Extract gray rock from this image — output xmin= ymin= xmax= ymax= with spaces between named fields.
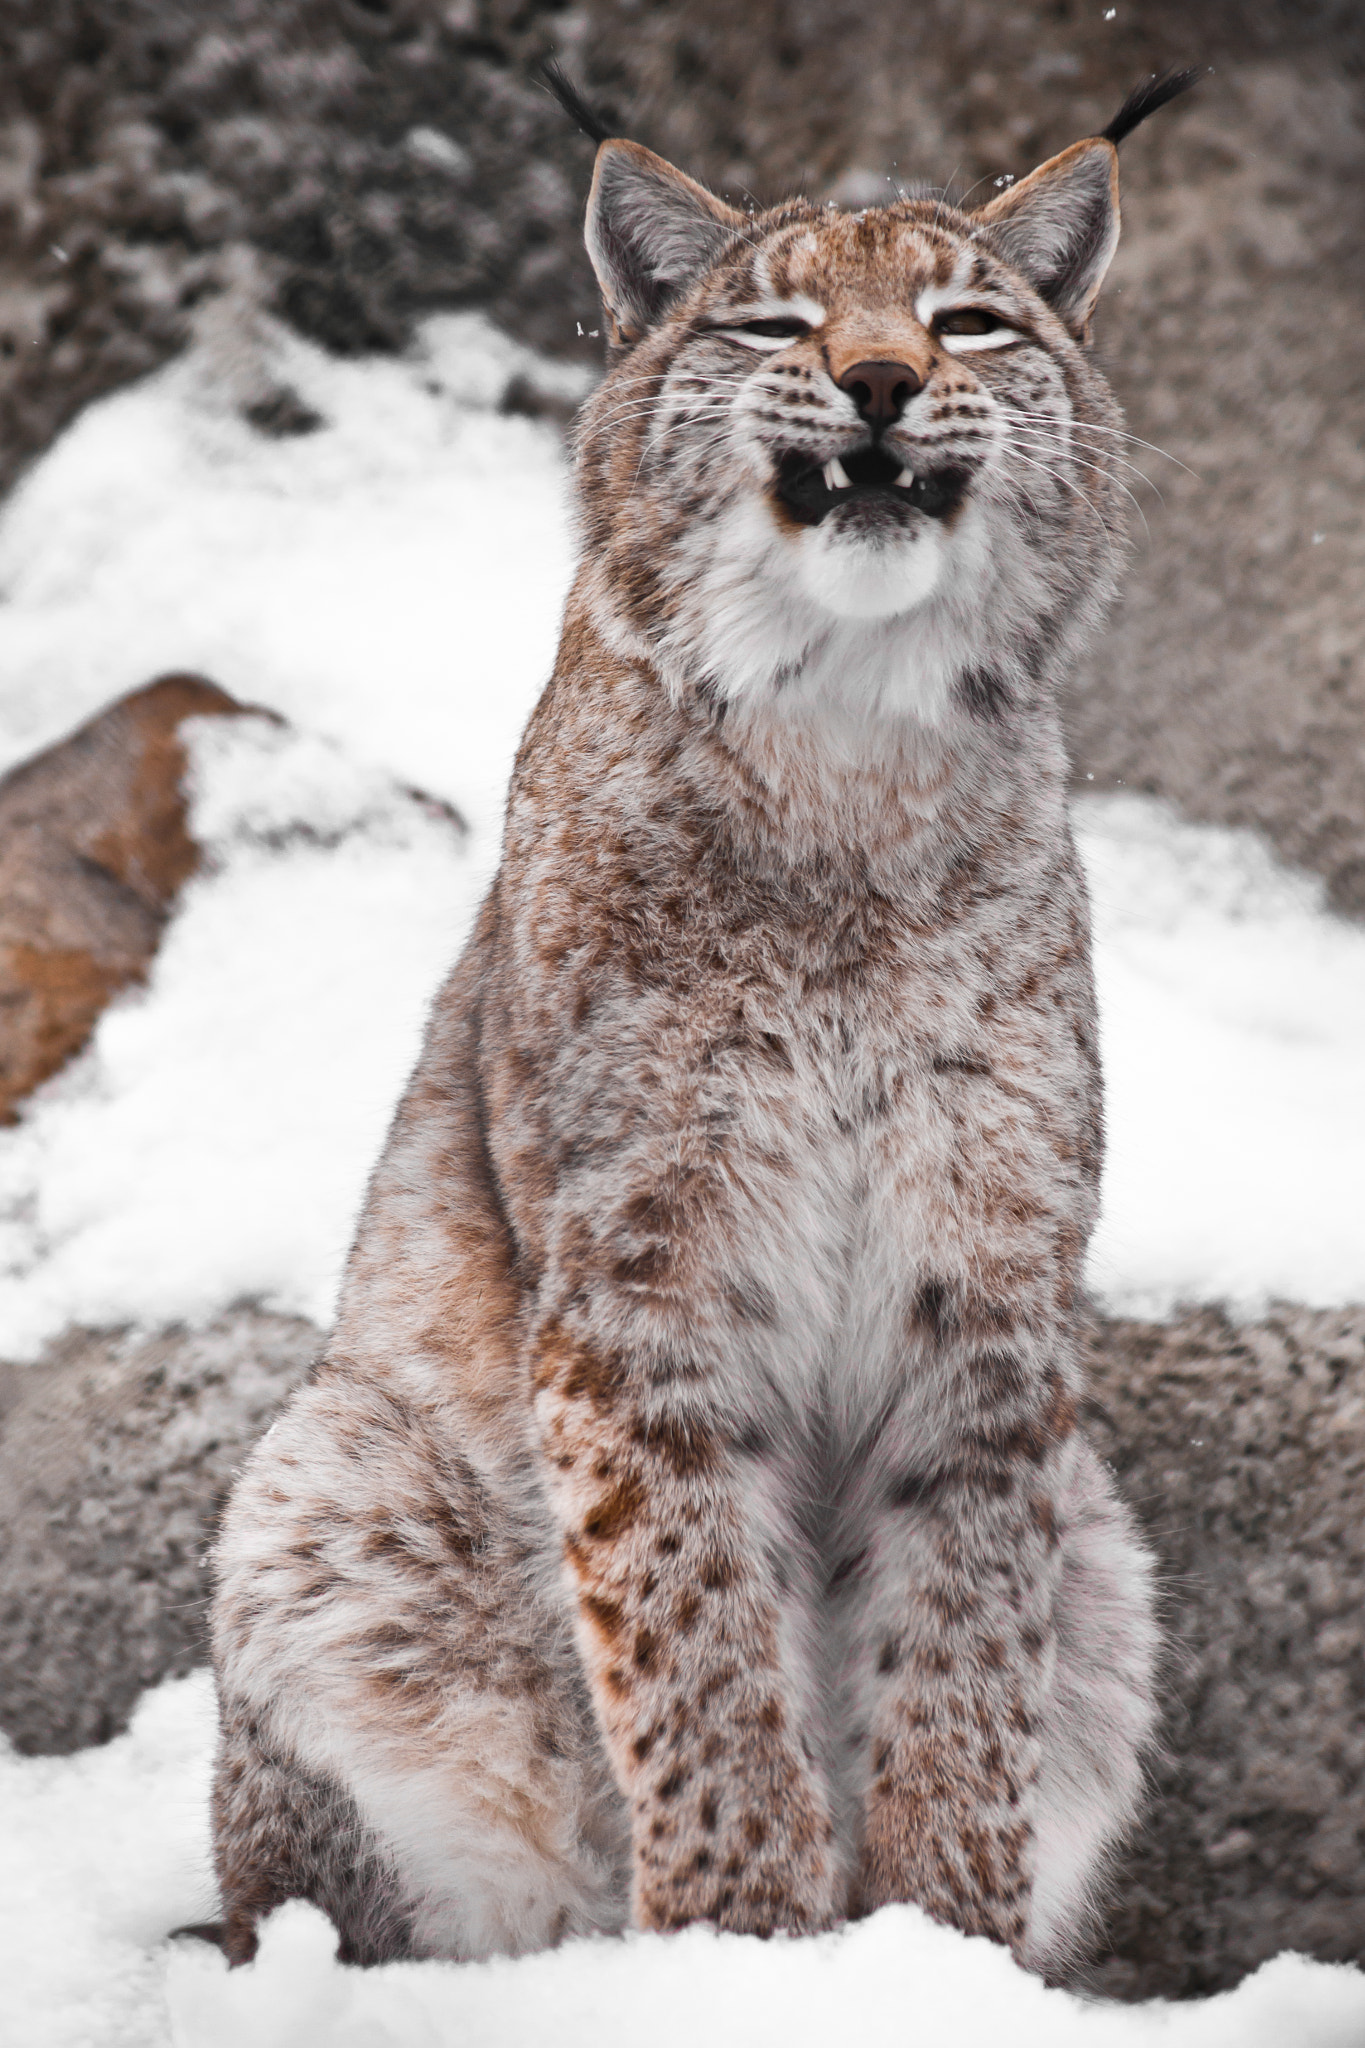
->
xmin=1 ymin=1298 xmax=1362 ymax=1997
xmin=0 ymin=1310 xmax=317 ymax=1754
xmin=1082 ymin=1302 xmax=1365 ymax=1996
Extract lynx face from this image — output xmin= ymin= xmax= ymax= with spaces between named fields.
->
xmin=576 ymin=143 xmax=1127 ymax=725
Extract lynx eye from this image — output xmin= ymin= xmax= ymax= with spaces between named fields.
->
xmin=713 ymin=315 xmax=813 ymax=352
xmin=935 ymin=308 xmax=1021 ymax=355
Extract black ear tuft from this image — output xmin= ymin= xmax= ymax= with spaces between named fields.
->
xmin=539 ymin=59 xmax=613 ymax=147
xmin=1101 ymin=66 xmax=1205 ymax=147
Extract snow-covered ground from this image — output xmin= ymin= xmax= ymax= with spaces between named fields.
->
xmin=0 ymin=315 xmax=1361 ymax=2041
xmin=3 ymin=1672 xmax=1364 ymax=2048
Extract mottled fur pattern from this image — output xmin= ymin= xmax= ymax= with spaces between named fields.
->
xmin=212 ymin=94 xmax=1167 ymax=1973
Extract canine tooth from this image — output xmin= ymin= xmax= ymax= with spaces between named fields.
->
xmin=823 ymin=457 xmax=852 ymax=490
xmin=895 ymin=466 xmax=916 ymax=486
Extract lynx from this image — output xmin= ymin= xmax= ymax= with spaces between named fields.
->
xmin=210 ymin=70 xmax=1194 ymax=1975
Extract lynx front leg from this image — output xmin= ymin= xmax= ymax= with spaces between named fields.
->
xmin=531 ymin=1315 xmax=841 ymax=1936
xmin=852 ymin=1347 xmax=1080 ymax=1958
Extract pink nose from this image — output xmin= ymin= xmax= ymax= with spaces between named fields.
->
xmin=837 ymin=359 xmax=922 ymax=430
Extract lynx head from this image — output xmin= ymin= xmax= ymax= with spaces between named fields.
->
xmin=558 ymin=69 xmax=1197 ymax=730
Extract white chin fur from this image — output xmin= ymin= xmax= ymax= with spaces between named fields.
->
xmin=796 ymin=521 xmax=944 ymax=621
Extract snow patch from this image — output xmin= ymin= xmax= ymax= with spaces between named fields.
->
xmin=0 ymin=311 xmax=577 ymax=838
xmin=1078 ymin=794 xmax=1365 ymax=1316
xmin=0 ymin=262 xmax=1361 ymax=2048
xmin=0 ymin=317 xmax=1360 ymax=1350
xmin=2 ymin=1673 xmax=1362 ymax=2048
xmin=0 ymin=716 xmax=479 ymax=1354
xmin=0 ymin=1674 xmax=216 ymax=2048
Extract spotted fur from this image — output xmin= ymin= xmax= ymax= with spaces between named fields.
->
xmin=212 ymin=100 xmax=1167 ymax=1973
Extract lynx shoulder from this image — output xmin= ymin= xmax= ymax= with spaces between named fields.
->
xmin=209 ymin=72 xmax=1196 ymax=1973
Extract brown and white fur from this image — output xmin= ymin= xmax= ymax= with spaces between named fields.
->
xmin=210 ymin=79 xmax=1181 ymax=1977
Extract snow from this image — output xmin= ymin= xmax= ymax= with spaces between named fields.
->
xmin=0 ymin=1675 xmax=216 ymax=2048
xmin=0 ymin=717 xmax=483 ymax=1348
xmin=0 ymin=320 xmax=1360 ymax=1343
xmin=3 ymin=1672 xmax=1363 ymax=2048
xmin=0 ymin=313 xmax=1360 ymax=1346
xmin=0 ymin=309 xmax=1362 ymax=2038
xmin=1077 ymin=793 xmax=1365 ymax=1316
xmin=0 ymin=311 xmax=584 ymax=834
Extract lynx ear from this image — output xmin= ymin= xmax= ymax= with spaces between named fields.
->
xmin=586 ymin=140 xmax=746 ymax=344
xmin=975 ymin=138 xmax=1120 ymax=340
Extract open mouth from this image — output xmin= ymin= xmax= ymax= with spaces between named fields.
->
xmin=774 ymin=446 xmax=971 ymax=527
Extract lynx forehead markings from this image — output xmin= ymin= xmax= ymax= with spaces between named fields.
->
xmin=210 ymin=65 xmax=1198 ymax=1976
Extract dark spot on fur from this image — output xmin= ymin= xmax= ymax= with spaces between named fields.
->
xmin=697 ymin=1666 xmax=740 ymax=1710
xmin=733 ymin=1417 xmax=773 ymax=1458
xmin=970 ymin=1350 xmax=1029 ymax=1402
xmin=364 ymin=1622 xmax=414 ymax=1654
xmin=583 ymin=1473 xmax=645 ymax=1540
xmin=360 ymin=1527 xmax=410 ymax=1566
xmin=930 ymin=1049 xmax=992 ymax=1077
xmin=634 ymin=1411 xmax=717 ymax=1477
xmin=613 ymin=1243 xmax=670 ymax=1286
xmin=828 ymin=1547 xmax=868 ymax=1591
xmin=675 ymin=1590 xmax=702 ymax=1631
xmin=957 ymin=664 xmax=1014 ymax=720
xmin=889 ymin=1466 xmax=942 ymax=1511
xmin=927 ymin=1583 xmax=976 ymax=1625
xmin=583 ymin=1593 xmax=625 ymax=1642
xmin=724 ymin=1273 xmax=779 ymax=1327
xmin=910 ymin=1277 xmax=953 ymax=1339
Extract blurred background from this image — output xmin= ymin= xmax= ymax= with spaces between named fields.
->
xmin=0 ymin=0 xmax=1363 ymax=2020
xmin=0 ymin=0 xmax=1362 ymax=905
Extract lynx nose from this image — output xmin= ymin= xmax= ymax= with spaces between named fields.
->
xmin=837 ymin=359 xmax=922 ymax=431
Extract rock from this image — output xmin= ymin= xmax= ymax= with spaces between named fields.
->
xmin=0 ymin=1309 xmax=318 ymax=1754
xmin=1 ymin=1296 xmax=1362 ymax=1997
xmin=0 ymin=673 xmax=254 ymax=1121
xmin=1082 ymin=1302 xmax=1365 ymax=1996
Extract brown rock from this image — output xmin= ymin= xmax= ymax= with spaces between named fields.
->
xmin=0 ymin=673 xmax=253 ymax=1121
